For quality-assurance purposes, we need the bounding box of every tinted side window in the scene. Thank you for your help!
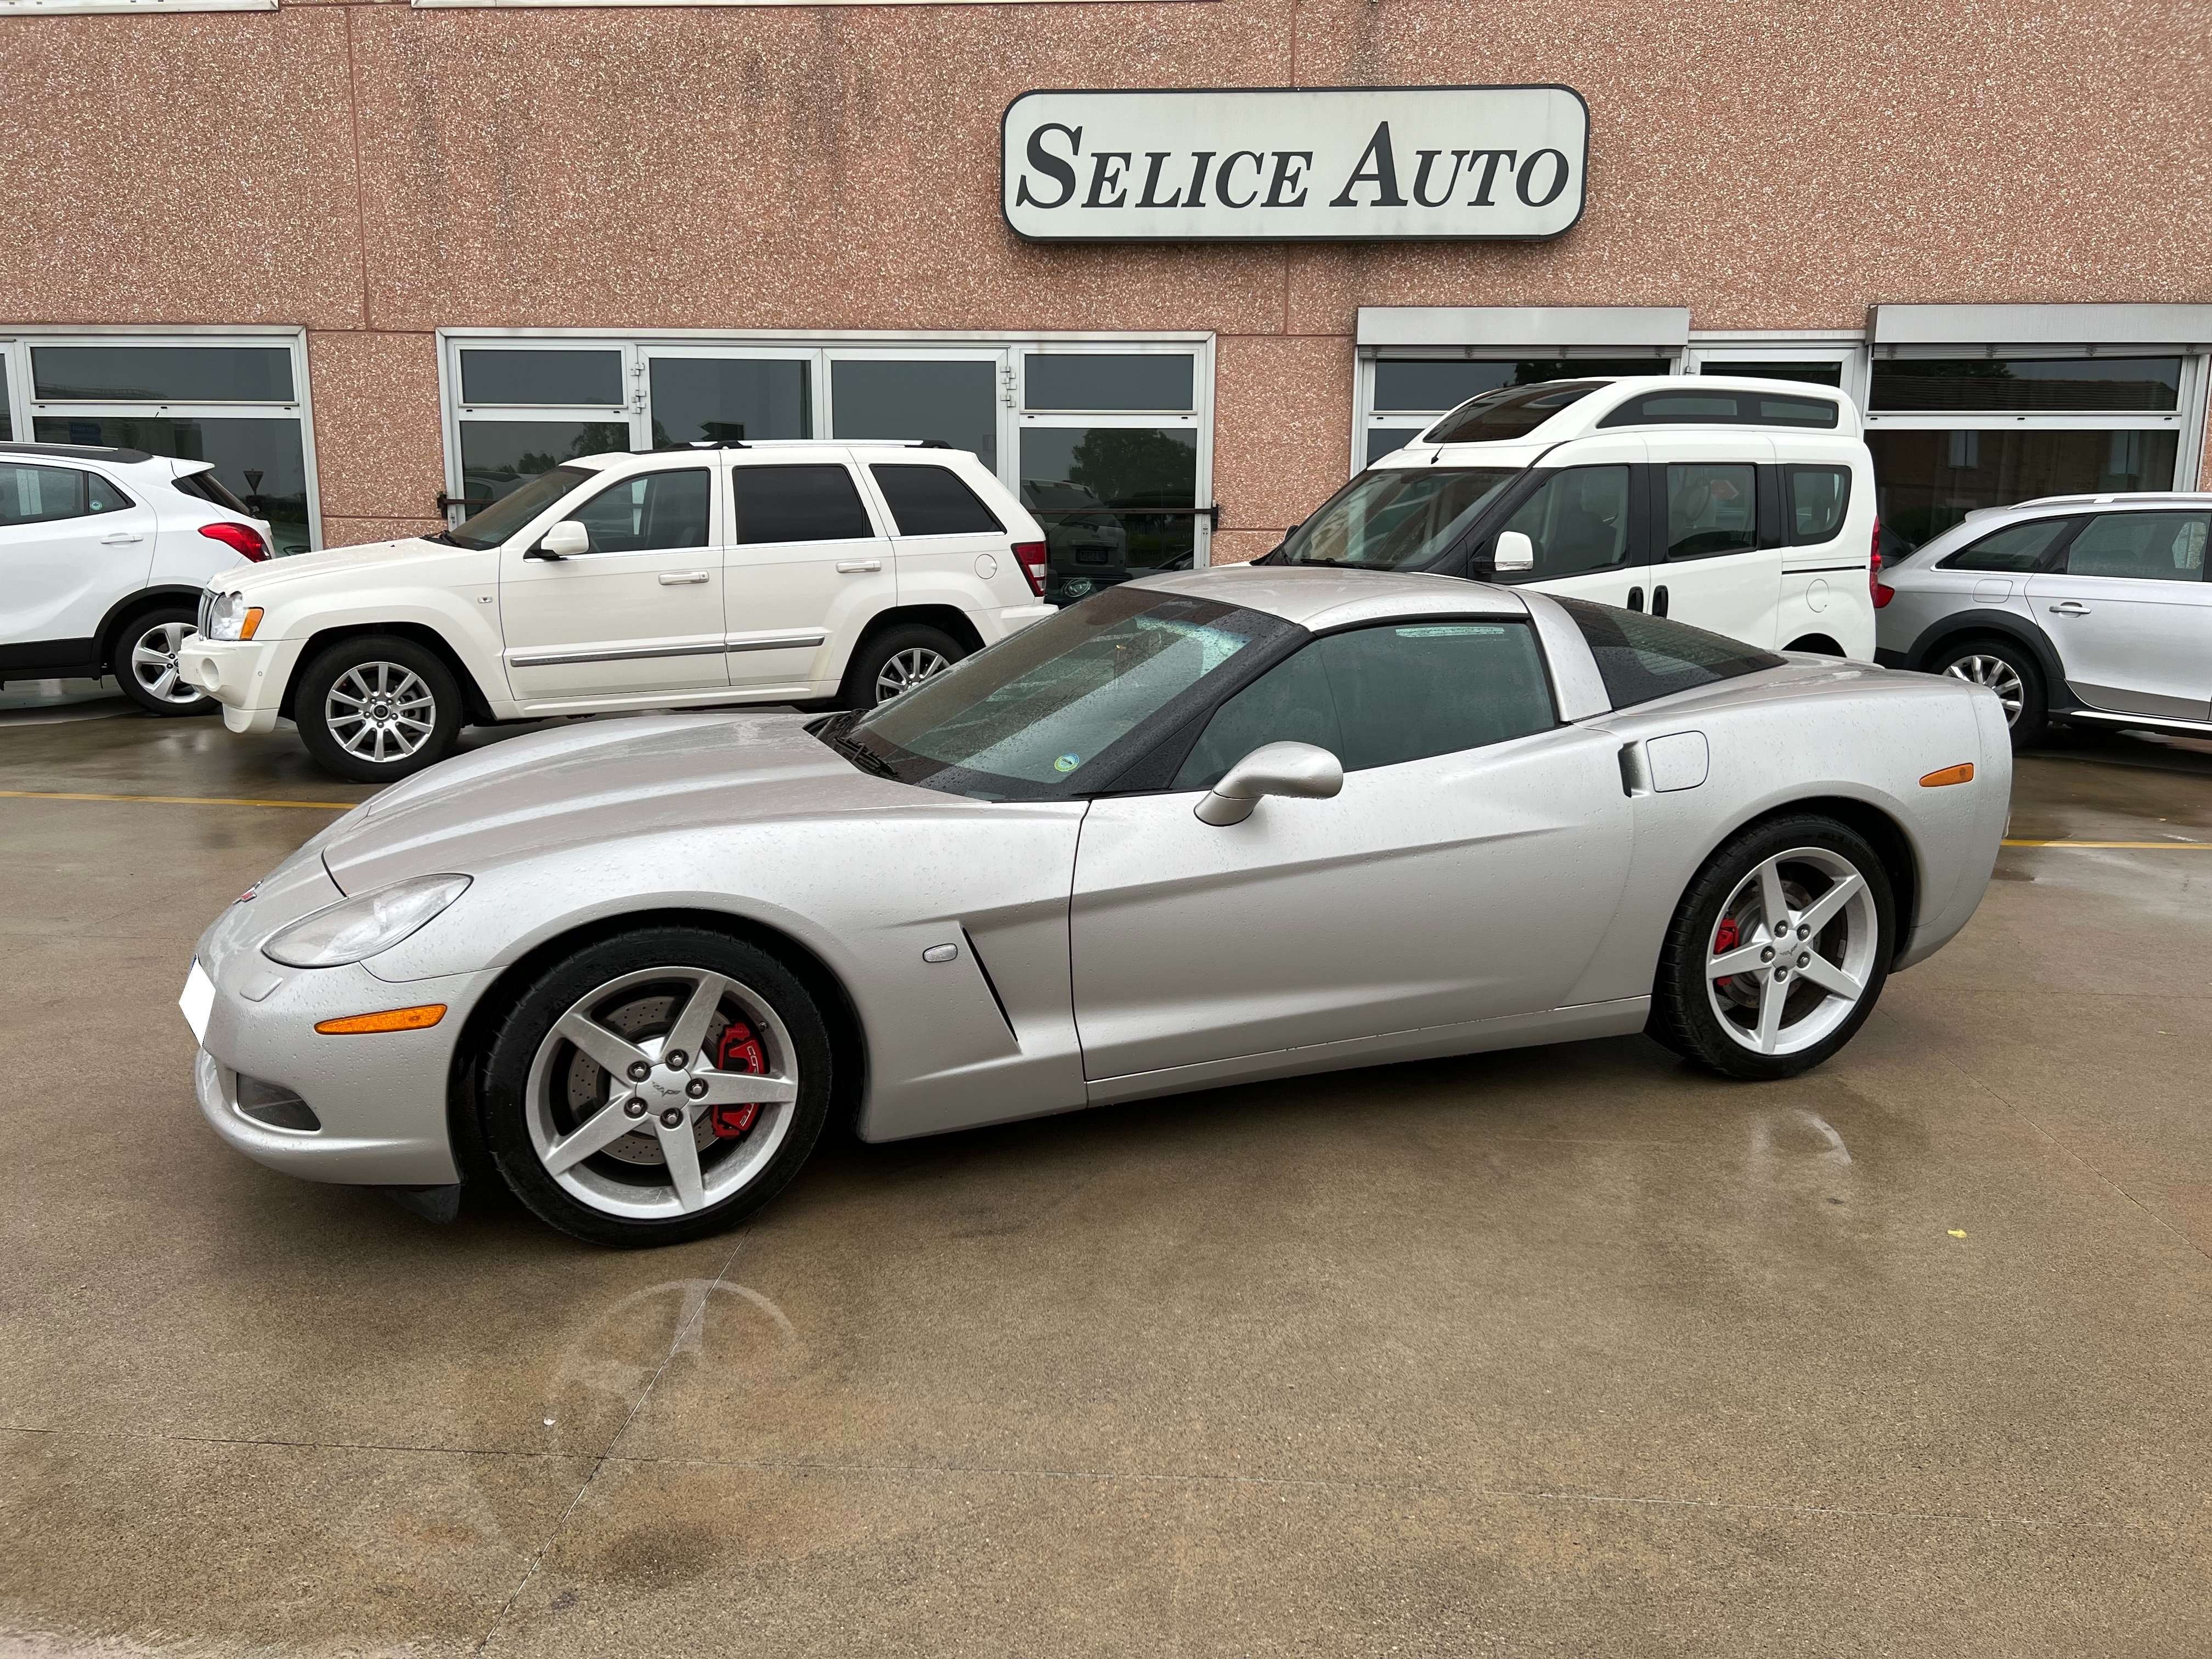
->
[1174,620,1554,789]
[732,465,873,545]
[569,469,711,554]
[870,464,1004,537]
[1492,465,1630,579]
[1664,464,1758,560]
[2062,512,2208,583]
[1554,597,1785,709]
[1786,466,1850,544]
[1600,390,1840,430]
[1938,518,2073,574]
[0,464,95,527]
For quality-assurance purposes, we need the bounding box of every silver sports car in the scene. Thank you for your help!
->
[182,569,2011,1245]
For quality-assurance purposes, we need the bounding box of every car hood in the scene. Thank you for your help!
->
[216,535,492,597]
[319,711,910,893]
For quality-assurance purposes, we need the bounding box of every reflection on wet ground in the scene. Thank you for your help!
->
[3,708,2210,1654]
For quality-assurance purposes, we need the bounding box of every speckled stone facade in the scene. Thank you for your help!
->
[2,0,2206,548]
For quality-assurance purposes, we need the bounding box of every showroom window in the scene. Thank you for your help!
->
[1357,353,1675,464]
[1864,352,2203,549]
[0,332,319,555]
[441,334,1212,596]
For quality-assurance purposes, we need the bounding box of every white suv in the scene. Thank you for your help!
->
[0,442,275,715]
[179,442,1055,780]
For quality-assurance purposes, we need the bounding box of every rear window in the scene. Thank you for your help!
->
[1425,382,1603,444]
[1786,465,1851,544]
[1937,518,2073,574]
[870,464,1004,537]
[1553,598,1784,709]
[172,469,249,514]
[1599,390,1840,430]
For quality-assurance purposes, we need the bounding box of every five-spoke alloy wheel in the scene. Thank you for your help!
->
[1650,815,1895,1080]
[482,928,833,1246]
[116,609,217,716]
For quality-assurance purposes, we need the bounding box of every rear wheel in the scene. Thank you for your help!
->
[1648,815,1894,1081]
[114,607,216,716]
[843,623,966,708]
[479,928,833,1246]
[1931,635,2045,748]
[295,635,462,782]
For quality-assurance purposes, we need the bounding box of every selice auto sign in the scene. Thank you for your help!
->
[1002,86,1588,243]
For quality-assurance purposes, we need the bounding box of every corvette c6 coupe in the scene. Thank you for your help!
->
[182,568,2011,1245]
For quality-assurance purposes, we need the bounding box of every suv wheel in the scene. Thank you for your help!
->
[844,624,966,708]
[1647,814,1895,1081]
[114,608,216,717]
[1932,635,2045,748]
[296,635,464,782]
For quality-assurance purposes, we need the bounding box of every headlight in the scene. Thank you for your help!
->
[262,874,472,968]
[204,590,263,642]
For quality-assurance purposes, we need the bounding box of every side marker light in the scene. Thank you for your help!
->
[315,1004,448,1035]
[1919,764,1975,788]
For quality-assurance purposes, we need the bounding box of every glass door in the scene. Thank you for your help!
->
[825,350,1008,470]
[642,347,816,447]
[1017,348,1206,603]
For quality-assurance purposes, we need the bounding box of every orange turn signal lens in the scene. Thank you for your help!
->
[315,1003,447,1035]
[1920,763,1976,788]
[239,607,264,641]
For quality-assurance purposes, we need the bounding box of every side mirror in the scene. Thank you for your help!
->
[1195,741,1344,827]
[1492,529,1535,573]
[531,520,590,560]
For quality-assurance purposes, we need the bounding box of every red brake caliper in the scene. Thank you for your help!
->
[1711,917,1740,980]
[709,1023,766,1139]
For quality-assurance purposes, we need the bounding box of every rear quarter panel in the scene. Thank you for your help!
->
[1561,662,2004,1004]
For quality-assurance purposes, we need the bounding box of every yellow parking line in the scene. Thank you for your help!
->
[2002,838,2212,850]
[0,788,357,811]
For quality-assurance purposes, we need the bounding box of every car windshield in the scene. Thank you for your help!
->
[839,584,1291,799]
[1277,467,1520,571]
[445,465,593,549]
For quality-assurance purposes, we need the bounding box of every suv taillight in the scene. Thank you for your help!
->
[1011,540,1048,599]
[200,521,270,563]
[1870,518,1893,609]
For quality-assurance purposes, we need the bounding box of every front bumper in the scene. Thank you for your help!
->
[189,860,494,1185]
[177,635,303,735]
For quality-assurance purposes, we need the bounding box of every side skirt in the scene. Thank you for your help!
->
[1083,998,1653,1108]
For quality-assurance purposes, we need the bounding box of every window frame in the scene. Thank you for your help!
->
[1781,463,1852,548]
[439,329,1213,563]
[729,460,880,547]
[563,465,715,556]
[0,326,320,551]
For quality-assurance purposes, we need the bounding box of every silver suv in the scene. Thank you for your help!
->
[1874,493,2210,745]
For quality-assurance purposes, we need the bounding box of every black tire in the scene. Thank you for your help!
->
[295,634,464,782]
[1647,814,1896,1081]
[841,623,967,709]
[1927,634,2045,749]
[479,927,834,1247]
[112,606,217,717]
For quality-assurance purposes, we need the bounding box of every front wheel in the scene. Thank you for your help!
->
[842,624,966,709]
[114,608,217,716]
[479,928,834,1246]
[1647,815,1895,1081]
[295,635,462,782]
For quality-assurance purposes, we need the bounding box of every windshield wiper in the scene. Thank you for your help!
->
[421,530,468,547]
[1282,555,1373,570]
[826,731,898,778]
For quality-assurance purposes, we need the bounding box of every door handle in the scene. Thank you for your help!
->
[658,571,710,586]
[100,532,144,546]
[836,560,883,574]
[1626,585,1645,612]
[2049,601,2091,616]
[1653,584,1670,618]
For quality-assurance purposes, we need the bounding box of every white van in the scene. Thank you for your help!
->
[1257,376,1878,658]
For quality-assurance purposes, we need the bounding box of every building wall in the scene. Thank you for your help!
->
[2,0,2207,551]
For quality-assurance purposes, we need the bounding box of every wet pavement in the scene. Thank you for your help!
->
[3,687,2210,1655]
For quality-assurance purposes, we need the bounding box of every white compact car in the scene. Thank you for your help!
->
[0,441,274,715]
[1262,376,1880,659]
[180,442,1056,781]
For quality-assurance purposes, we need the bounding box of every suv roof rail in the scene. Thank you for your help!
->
[2013,491,2212,509]
[642,438,748,453]
[0,439,154,464]
[909,439,953,449]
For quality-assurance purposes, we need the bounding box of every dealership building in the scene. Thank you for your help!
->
[1,0,2205,583]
